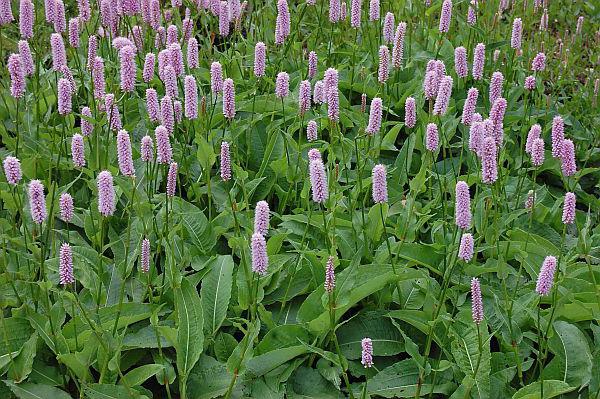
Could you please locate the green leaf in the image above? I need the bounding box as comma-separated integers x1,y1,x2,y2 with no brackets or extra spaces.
119,364,164,386
511,380,575,399
543,321,593,387
8,332,38,383
449,320,491,399
368,359,455,398
175,277,204,381
246,345,308,377
84,383,148,399
287,367,345,399
337,312,404,360
201,255,234,337
3,381,72,399
187,355,236,399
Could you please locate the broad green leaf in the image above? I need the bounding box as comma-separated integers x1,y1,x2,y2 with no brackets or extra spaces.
337,312,404,360
449,319,491,399
3,381,72,399
84,383,148,399
368,359,455,398
287,367,345,399
246,345,308,377
175,277,204,380
512,380,575,399
543,321,593,387
187,355,236,399
8,332,38,382
201,255,234,337
119,364,164,386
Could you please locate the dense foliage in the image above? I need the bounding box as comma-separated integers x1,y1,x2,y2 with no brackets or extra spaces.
0,0,599,397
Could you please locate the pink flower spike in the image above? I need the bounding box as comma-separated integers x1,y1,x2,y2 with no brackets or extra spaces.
454,181,471,230
439,0,452,33
59,243,75,285
454,46,468,78
551,116,565,158
3,156,22,186
536,256,557,296
471,277,483,324
472,43,485,80
59,192,74,222
458,233,474,262
530,138,545,167
223,78,236,119
324,256,336,293
275,72,290,98
366,97,383,135
140,238,151,273
404,97,416,128
166,162,177,197
97,171,115,217
254,42,266,78
220,141,232,181
117,130,135,177
425,123,439,152
71,133,86,168
361,338,373,368
254,200,270,235
371,164,388,204
251,232,269,275
562,192,576,225
141,135,154,162
481,137,498,184
307,120,318,141
28,180,47,224
560,139,576,177
155,125,172,164
309,159,328,203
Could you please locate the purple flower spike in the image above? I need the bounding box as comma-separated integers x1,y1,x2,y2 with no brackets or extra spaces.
458,233,474,262
439,0,452,33
551,116,564,158
405,97,416,128
454,46,468,78
481,137,498,184
454,181,471,230
471,277,483,324
361,338,373,368
254,200,270,235
140,238,150,273
562,192,576,225
60,192,74,222
220,141,232,181
536,256,557,296
117,130,135,177
155,125,172,164
251,232,269,275
254,42,266,78
324,256,335,293
425,123,439,152
472,43,485,80
59,243,75,285
366,97,383,135
371,164,388,204
307,120,318,141
309,159,328,204
28,180,47,225
166,162,177,197
525,124,541,154
3,156,22,186
461,88,478,125
530,138,545,167
275,72,290,98
97,171,115,217
560,139,576,177
223,78,236,119
71,134,86,169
